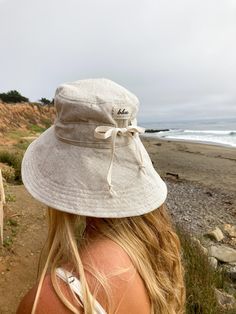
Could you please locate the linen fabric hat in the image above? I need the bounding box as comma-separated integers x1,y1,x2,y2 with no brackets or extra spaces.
21,78,167,218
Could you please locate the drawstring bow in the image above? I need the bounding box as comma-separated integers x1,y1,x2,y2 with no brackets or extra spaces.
94,125,146,196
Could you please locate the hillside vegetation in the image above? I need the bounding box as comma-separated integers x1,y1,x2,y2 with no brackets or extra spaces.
0,102,55,183
0,102,55,134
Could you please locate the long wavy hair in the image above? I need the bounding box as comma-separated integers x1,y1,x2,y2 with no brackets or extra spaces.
32,204,186,314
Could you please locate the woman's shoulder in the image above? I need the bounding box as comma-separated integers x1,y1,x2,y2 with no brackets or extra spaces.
17,237,150,313
16,272,75,314
80,236,151,313
80,236,135,276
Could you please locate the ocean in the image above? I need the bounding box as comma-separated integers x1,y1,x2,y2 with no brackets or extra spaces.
140,118,236,148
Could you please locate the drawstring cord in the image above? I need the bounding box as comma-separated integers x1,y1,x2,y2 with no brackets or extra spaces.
94,125,146,196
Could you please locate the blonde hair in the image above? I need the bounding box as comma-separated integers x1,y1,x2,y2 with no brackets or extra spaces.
32,204,186,314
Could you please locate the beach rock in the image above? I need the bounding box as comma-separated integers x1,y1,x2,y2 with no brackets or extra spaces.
192,237,208,255
220,263,236,278
205,227,224,242
224,200,233,205
223,224,236,238
208,256,218,269
214,288,236,310
209,245,236,263
231,238,236,246
183,216,192,223
227,266,236,281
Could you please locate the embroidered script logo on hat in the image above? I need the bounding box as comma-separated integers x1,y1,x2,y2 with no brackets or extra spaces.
112,106,132,120
117,108,129,115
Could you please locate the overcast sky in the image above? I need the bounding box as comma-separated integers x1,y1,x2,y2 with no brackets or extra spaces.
0,0,236,123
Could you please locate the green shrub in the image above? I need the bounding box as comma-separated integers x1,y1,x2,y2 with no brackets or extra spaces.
39,97,52,105
41,118,52,129
0,90,29,103
0,163,15,182
0,150,23,183
5,193,16,202
7,218,18,227
28,124,46,133
14,139,31,151
3,235,13,248
176,224,232,314
7,129,31,140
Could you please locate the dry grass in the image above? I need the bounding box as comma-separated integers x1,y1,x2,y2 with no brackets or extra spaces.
176,224,235,314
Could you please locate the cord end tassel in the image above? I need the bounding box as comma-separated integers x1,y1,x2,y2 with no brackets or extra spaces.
108,184,117,197
139,164,146,174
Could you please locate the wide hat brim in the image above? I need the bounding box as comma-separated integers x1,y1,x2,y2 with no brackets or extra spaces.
21,125,167,218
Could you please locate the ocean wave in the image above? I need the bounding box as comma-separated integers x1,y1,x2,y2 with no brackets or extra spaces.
163,134,236,147
183,130,236,136
145,129,236,147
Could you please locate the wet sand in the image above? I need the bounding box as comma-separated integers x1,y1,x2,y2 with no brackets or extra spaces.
141,136,236,193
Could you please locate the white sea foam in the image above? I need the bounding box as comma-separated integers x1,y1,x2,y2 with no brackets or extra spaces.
183,130,236,135
144,129,236,148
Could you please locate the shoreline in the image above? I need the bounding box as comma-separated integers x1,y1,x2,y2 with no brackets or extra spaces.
141,135,236,193
142,134,236,149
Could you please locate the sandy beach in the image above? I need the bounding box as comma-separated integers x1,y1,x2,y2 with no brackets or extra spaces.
141,136,236,236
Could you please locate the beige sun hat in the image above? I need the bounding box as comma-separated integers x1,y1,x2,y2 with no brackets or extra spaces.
21,78,167,218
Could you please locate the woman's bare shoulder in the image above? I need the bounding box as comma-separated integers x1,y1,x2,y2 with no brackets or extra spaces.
80,236,135,275
17,238,150,314
80,237,151,313
16,273,80,314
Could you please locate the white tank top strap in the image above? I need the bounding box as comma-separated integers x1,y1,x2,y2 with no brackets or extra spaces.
56,267,107,314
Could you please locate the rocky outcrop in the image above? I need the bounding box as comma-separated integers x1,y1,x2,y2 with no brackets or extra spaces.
206,226,224,242
214,288,236,310
0,102,55,133
224,224,236,238
194,223,236,310
208,245,236,263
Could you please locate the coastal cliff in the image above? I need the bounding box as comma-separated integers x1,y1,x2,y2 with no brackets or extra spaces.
0,102,55,133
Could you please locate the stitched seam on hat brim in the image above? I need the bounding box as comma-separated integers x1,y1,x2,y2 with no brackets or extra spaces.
22,146,168,216
23,144,164,195
27,157,160,195
24,178,166,217
27,184,167,217
23,164,167,216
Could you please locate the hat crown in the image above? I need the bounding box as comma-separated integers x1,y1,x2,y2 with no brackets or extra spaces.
54,78,139,126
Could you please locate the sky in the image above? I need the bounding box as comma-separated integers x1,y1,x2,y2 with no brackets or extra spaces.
0,0,236,123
